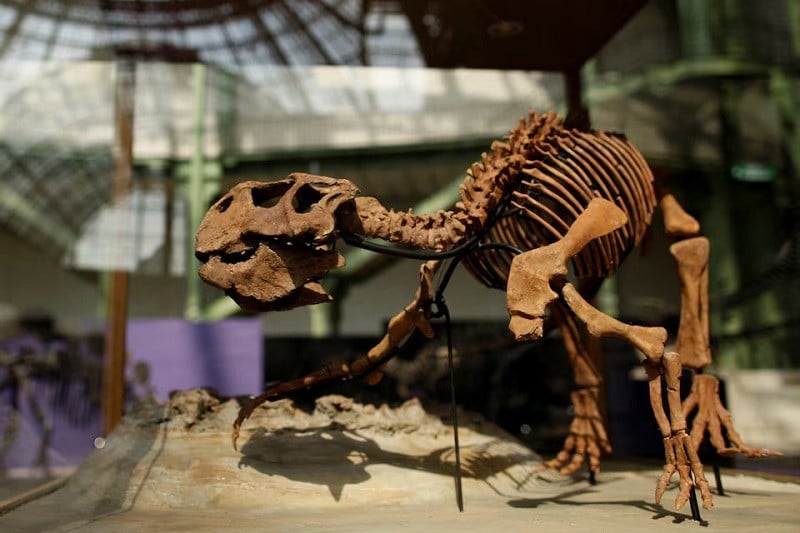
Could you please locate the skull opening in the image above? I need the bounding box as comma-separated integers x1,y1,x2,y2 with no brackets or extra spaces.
194,174,358,311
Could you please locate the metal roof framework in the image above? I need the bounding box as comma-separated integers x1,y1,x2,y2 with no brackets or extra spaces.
0,0,650,270
12,0,796,313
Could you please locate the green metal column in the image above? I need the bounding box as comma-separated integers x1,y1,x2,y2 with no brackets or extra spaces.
707,84,744,369
677,0,714,59
770,70,800,192
185,64,209,321
791,0,800,57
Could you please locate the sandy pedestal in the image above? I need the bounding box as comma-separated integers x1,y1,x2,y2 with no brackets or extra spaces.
1,388,798,532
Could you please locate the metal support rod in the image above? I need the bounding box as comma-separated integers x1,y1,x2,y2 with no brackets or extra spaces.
102,57,135,436
713,463,725,496
688,474,702,522
442,301,464,512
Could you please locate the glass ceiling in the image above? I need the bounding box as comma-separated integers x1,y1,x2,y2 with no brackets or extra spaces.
0,0,416,266
0,0,432,265
0,0,793,275
0,60,565,270
0,0,422,68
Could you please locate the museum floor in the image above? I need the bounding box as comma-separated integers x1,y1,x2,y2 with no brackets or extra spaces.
2,460,799,532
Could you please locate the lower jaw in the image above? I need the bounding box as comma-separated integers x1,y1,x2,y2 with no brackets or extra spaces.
227,283,332,312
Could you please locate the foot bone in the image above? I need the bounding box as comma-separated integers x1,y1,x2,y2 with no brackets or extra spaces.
656,430,714,511
539,387,612,475
683,374,782,458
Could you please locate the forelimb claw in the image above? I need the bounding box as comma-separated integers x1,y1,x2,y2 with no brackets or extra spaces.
362,260,438,385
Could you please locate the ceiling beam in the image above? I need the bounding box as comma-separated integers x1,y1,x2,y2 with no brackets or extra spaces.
250,11,292,66
277,0,336,65
0,0,29,57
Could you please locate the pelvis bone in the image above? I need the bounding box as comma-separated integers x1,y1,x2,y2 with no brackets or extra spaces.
195,174,358,311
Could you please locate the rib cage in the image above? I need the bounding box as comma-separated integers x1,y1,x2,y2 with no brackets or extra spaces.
462,112,657,288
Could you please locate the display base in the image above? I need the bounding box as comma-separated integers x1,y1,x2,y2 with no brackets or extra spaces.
2,389,798,531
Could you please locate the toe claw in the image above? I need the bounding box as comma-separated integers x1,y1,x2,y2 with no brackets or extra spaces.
654,465,674,504
658,432,714,511
544,387,611,477
744,446,782,458
675,493,688,511
674,466,692,510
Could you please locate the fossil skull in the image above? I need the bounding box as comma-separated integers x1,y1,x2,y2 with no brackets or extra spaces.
195,173,359,311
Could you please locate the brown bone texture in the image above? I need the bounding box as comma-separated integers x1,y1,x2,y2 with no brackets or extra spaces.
506,198,627,341
660,192,701,238
197,174,359,254
461,112,657,287
197,112,658,313
337,111,657,279
199,243,345,312
683,374,781,458
670,237,712,369
194,110,779,511
195,174,358,310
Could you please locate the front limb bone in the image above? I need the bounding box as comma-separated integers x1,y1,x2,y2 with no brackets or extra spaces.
506,198,627,340
358,260,440,385
232,260,440,449
671,237,711,368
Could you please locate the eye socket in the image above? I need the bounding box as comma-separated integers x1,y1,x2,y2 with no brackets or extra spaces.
251,182,291,208
292,184,324,214
216,195,233,213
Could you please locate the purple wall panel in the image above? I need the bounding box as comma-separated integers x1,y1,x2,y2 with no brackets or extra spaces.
126,317,263,401
1,318,263,473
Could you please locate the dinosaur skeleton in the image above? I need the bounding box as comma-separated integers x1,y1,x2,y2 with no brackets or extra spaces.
195,111,778,512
